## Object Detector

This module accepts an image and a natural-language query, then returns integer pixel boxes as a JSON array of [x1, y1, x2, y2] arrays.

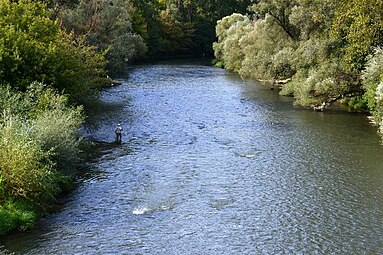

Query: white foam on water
[[132, 202, 174, 215], [132, 207, 150, 215]]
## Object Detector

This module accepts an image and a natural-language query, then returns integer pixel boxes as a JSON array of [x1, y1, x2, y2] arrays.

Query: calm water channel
[[1, 61, 383, 254]]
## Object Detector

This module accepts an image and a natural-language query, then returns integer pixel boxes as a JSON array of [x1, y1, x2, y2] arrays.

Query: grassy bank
[[0, 200, 38, 236]]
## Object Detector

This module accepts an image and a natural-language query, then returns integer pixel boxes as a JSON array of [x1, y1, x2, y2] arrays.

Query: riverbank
[[0, 0, 112, 237], [2, 62, 382, 254], [0, 179, 73, 236], [0, 84, 85, 237]]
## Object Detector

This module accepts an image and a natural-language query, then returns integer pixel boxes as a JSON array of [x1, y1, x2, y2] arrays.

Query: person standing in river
[[115, 123, 123, 143]]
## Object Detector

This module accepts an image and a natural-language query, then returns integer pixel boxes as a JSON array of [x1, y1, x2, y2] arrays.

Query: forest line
[[213, 0, 383, 140]]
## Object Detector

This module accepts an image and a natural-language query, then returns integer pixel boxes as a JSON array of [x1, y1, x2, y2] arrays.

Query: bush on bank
[[0, 0, 107, 236], [0, 83, 83, 235]]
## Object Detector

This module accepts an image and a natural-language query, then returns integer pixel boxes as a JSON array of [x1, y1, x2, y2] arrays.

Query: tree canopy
[[213, 0, 383, 139], [0, 0, 107, 102], [127, 0, 253, 57]]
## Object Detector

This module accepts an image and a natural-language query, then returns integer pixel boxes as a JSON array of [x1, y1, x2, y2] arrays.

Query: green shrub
[[362, 47, 383, 111], [0, 86, 31, 116], [0, 83, 83, 235], [272, 47, 296, 79], [0, 114, 58, 205], [340, 96, 368, 112], [25, 83, 84, 173], [279, 80, 297, 97], [292, 60, 356, 107], [360, 47, 383, 138], [33, 107, 84, 175], [0, 83, 83, 212]]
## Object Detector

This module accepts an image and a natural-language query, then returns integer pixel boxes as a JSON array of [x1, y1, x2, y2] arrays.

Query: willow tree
[[59, 0, 146, 74], [213, 13, 253, 71], [251, 0, 300, 40]]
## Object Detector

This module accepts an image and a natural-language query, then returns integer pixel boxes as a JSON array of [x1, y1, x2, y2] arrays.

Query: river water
[[1, 61, 383, 254]]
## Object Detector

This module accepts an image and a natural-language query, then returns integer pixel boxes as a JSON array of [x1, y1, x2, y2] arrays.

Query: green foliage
[[331, 0, 383, 70], [0, 200, 37, 235], [213, 0, 371, 111], [106, 32, 147, 72], [374, 83, 383, 137], [128, 0, 253, 57], [28, 83, 84, 175], [59, 0, 146, 74], [271, 47, 296, 79], [279, 79, 297, 97], [362, 47, 383, 111], [0, 0, 107, 102], [213, 13, 252, 71], [0, 83, 83, 235], [0, 113, 58, 204], [157, 10, 196, 55], [361, 47, 383, 137], [238, 17, 296, 81], [340, 96, 368, 113], [288, 61, 357, 107], [289, 37, 333, 71], [130, 0, 163, 56], [251, 0, 300, 40], [0, 0, 58, 89], [289, 0, 337, 40], [0, 0, 109, 237]]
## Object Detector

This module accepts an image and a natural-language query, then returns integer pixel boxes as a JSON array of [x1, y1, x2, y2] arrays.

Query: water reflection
[[1, 61, 383, 254]]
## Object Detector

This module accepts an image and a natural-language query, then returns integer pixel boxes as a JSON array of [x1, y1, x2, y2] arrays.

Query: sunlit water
[[1, 61, 383, 254]]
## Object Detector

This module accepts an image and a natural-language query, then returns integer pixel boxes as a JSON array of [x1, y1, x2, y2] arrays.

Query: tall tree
[[331, 0, 383, 70], [0, 0, 107, 101], [59, 0, 146, 74], [131, 0, 254, 56], [251, 0, 300, 40], [130, 0, 164, 56]]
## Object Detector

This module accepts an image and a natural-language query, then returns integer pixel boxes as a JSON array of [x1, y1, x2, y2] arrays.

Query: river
[[1, 60, 383, 254]]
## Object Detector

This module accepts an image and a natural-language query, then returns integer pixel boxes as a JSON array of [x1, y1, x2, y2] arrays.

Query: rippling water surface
[[2, 61, 383, 254]]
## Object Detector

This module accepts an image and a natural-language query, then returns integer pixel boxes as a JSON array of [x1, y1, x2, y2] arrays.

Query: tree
[[251, 0, 300, 40], [289, 0, 337, 40], [331, 0, 383, 70], [158, 9, 195, 54], [59, 0, 146, 74], [213, 13, 252, 71], [129, 0, 254, 56], [238, 17, 296, 80], [130, 0, 164, 56], [362, 47, 383, 132], [0, 0, 107, 102]]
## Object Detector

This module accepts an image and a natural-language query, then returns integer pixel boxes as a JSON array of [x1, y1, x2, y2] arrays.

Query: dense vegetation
[[2, 0, 383, 237], [0, 0, 102, 235], [54, 0, 252, 70], [0, 0, 253, 235], [128, 0, 252, 57], [213, 0, 383, 138]]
